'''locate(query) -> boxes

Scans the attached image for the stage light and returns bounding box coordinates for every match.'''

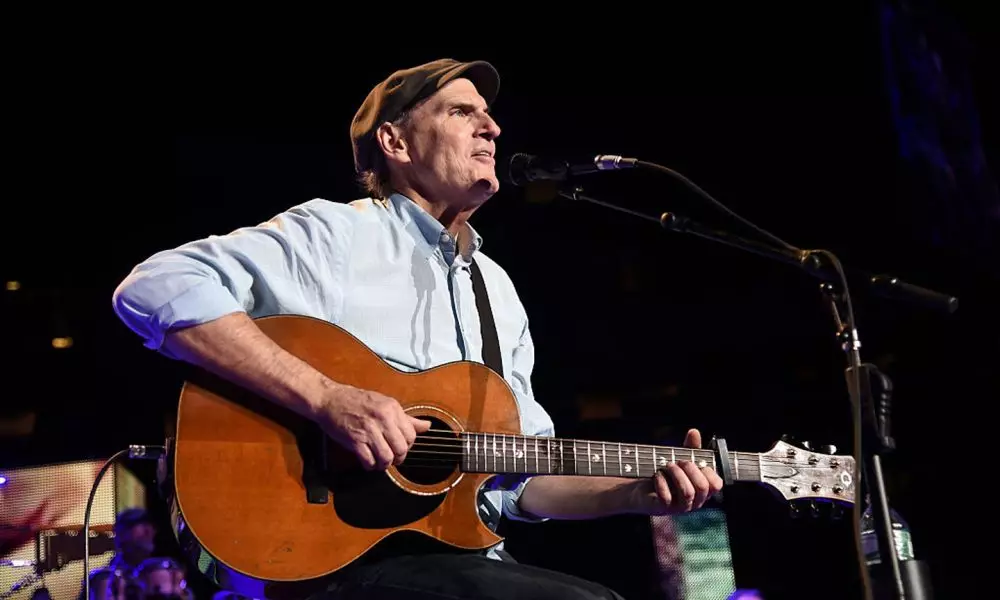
[5,281,19,291]
[51,337,73,349]
[0,475,8,486]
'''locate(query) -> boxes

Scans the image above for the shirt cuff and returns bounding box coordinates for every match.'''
[501,477,549,523]
[116,280,246,355]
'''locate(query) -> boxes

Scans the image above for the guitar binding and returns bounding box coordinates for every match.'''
[388,404,467,496]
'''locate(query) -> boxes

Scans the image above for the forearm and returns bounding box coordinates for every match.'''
[517,475,642,520]
[161,311,336,421]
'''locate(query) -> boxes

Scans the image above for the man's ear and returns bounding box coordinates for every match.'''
[375,122,410,165]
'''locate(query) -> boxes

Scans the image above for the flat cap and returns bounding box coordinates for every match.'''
[351,58,500,173]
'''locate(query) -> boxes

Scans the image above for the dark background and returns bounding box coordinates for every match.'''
[3,2,998,599]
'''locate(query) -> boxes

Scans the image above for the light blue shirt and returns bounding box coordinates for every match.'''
[112,192,554,560]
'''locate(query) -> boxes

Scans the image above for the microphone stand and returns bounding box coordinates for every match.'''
[556,184,944,600]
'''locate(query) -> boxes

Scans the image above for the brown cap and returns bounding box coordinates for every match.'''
[350,58,500,173]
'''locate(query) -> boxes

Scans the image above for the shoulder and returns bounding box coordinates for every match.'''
[471,250,513,288]
[259,197,387,239]
[282,197,384,226]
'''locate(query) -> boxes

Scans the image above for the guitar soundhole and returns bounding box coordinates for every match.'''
[397,416,460,485]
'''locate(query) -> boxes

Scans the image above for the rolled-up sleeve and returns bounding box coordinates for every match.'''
[111,199,351,356]
[499,316,555,523]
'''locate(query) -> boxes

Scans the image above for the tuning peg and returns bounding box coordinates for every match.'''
[789,502,802,519]
[780,433,796,444]
[819,444,837,454]
[801,441,813,450]
[810,501,820,518]
[830,504,845,520]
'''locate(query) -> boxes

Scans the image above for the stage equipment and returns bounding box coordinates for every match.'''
[0,459,145,600]
[543,157,947,600]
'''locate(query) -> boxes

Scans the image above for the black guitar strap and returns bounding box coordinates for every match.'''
[470,258,504,376]
[469,258,514,558]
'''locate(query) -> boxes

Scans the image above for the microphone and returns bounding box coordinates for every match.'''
[506,153,637,186]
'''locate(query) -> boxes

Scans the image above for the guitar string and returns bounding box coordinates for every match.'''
[397,453,832,474]
[403,436,825,467]
[385,454,848,497]
[418,429,841,465]
[407,440,718,460]
[390,448,835,473]
[418,431,722,458]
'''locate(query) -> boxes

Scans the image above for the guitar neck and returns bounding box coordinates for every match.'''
[459,432,761,482]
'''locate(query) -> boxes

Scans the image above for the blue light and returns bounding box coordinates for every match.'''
[0,476,7,486]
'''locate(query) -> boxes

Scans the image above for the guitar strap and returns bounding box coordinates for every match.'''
[469,258,515,562]
[470,258,504,376]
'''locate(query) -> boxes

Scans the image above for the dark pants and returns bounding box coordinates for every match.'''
[314,553,626,600]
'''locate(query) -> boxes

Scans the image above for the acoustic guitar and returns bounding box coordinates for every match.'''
[165,315,857,596]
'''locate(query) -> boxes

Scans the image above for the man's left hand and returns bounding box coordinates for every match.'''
[631,428,724,516]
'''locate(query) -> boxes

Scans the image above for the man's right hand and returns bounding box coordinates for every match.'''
[314,383,432,471]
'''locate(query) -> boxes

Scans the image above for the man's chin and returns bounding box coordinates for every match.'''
[473,177,499,198]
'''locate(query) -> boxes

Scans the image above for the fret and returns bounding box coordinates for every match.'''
[558,439,565,475]
[585,441,591,475]
[503,435,508,472]
[635,444,640,478]
[522,436,527,475]
[464,434,470,472]
[601,443,606,475]
[512,435,517,472]
[617,442,623,477]
[546,438,551,474]
[734,452,739,479]
[572,440,578,476]
[735,451,762,482]
[535,438,539,474]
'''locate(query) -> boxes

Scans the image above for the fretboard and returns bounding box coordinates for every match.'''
[460,432,761,482]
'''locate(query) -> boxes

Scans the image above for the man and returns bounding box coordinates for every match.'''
[80,508,157,600]
[131,557,191,600]
[107,509,157,574]
[112,58,723,599]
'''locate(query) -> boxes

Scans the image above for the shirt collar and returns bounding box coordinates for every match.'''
[384,193,484,263]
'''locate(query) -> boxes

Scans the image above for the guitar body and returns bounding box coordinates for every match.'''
[168,315,519,597]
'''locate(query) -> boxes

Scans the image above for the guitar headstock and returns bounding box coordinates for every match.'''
[758,439,857,508]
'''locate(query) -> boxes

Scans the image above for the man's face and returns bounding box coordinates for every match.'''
[121,521,156,555]
[391,78,501,209]
[142,568,182,596]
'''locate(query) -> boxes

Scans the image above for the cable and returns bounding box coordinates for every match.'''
[806,249,873,600]
[631,158,873,599]
[635,160,799,252]
[82,445,165,600]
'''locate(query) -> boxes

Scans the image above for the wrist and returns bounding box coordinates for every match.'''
[614,478,650,515]
[295,372,344,422]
